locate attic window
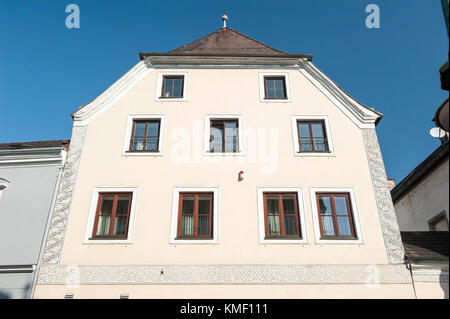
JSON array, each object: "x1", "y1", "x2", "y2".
[
  {"x1": 264, "y1": 76, "x2": 287, "y2": 99},
  {"x1": 161, "y1": 76, "x2": 184, "y2": 98},
  {"x1": 259, "y1": 73, "x2": 291, "y2": 102}
]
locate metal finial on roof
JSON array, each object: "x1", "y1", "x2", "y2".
[{"x1": 222, "y1": 10, "x2": 228, "y2": 28}]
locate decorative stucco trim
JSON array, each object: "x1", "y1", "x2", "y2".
[
  {"x1": 409, "y1": 262, "x2": 449, "y2": 283},
  {"x1": 41, "y1": 126, "x2": 87, "y2": 264},
  {"x1": 37, "y1": 264, "x2": 411, "y2": 285},
  {"x1": 298, "y1": 60, "x2": 380, "y2": 129},
  {"x1": 362, "y1": 128, "x2": 405, "y2": 264},
  {"x1": 72, "y1": 61, "x2": 152, "y2": 126}
]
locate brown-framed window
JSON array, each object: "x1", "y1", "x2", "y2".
[
  {"x1": 177, "y1": 193, "x2": 213, "y2": 239},
  {"x1": 297, "y1": 120, "x2": 329, "y2": 152},
  {"x1": 264, "y1": 76, "x2": 287, "y2": 99},
  {"x1": 92, "y1": 193, "x2": 132, "y2": 239},
  {"x1": 316, "y1": 193, "x2": 356, "y2": 239},
  {"x1": 161, "y1": 75, "x2": 184, "y2": 98},
  {"x1": 263, "y1": 193, "x2": 301, "y2": 238},
  {"x1": 129, "y1": 120, "x2": 161, "y2": 152},
  {"x1": 209, "y1": 119, "x2": 239, "y2": 153}
]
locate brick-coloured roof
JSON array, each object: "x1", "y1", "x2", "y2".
[
  {"x1": 401, "y1": 231, "x2": 449, "y2": 261},
  {"x1": 168, "y1": 27, "x2": 289, "y2": 56},
  {"x1": 0, "y1": 140, "x2": 70, "y2": 150}
]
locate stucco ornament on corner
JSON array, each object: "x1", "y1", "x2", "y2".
[{"x1": 362, "y1": 128, "x2": 405, "y2": 264}]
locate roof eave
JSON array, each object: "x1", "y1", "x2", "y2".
[{"x1": 139, "y1": 52, "x2": 313, "y2": 61}]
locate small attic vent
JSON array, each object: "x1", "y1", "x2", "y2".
[
  {"x1": 64, "y1": 293, "x2": 75, "y2": 299},
  {"x1": 120, "y1": 293, "x2": 129, "y2": 299}
]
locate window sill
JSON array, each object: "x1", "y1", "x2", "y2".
[
  {"x1": 203, "y1": 152, "x2": 245, "y2": 156},
  {"x1": 260, "y1": 237, "x2": 308, "y2": 244},
  {"x1": 175, "y1": 237, "x2": 214, "y2": 240},
  {"x1": 294, "y1": 151, "x2": 335, "y2": 157},
  {"x1": 261, "y1": 98, "x2": 292, "y2": 103},
  {"x1": 122, "y1": 151, "x2": 163, "y2": 157},
  {"x1": 320, "y1": 236, "x2": 358, "y2": 240},
  {"x1": 264, "y1": 237, "x2": 303, "y2": 240},
  {"x1": 84, "y1": 237, "x2": 133, "y2": 245},
  {"x1": 315, "y1": 237, "x2": 363, "y2": 245},
  {"x1": 170, "y1": 237, "x2": 218, "y2": 244},
  {"x1": 155, "y1": 97, "x2": 187, "y2": 102}
]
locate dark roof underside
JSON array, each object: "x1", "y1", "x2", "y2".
[
  {"x1": 391, "y1": 140, "x2": 449, "y2": 203},
  {"x1": 401, "y1": 231, "x2": 449, "y2": 261},
  {"x1": 168, "y1": 27, "x2": 289, "y2": 56},
  {"x1": 0, "y1": 140, "x2": 70, "y2": 150}
]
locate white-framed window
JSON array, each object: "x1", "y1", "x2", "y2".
[
  {"x1": 203, "y1": 115, "x2": 244, "y2": 155},
  {"x1": 291, "y1": 115, "x2": 335, "y2": 156},
  {"x1": 122, "y1": 114, "x2": 166, "y2": 156},
  {"x1": 259, "y1": 72, "x2": 291, "y2": 102},
  {"x1": 83, "y1": 187, "x2": 138, "y2": 244},
  {"x1": 155, "y1": 71, "x2": 189, "y2": 101},
  {"x1": 256, "y1": 187, "x2": 308, "y2": 244},
  {"x1": 309, "y1": 187, "x2": 363, "y2": 244},
  {"x1": 169, "y1": 187, "x2": 219, "y2": 244}
]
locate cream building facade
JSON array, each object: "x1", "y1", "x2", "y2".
[{"x1": 34, "y1": 26, "x2": 416, "y2": 298}]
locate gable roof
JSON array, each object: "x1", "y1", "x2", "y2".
[
  {"x1": 0, "y1": 140, "x2": 70, "y2": 151},
  {"x1": 139, "y1": 27, "x2": 312, "y2": 60},
  {"x1": 401, "y1": 231, "x2": 449, "y2": 261},
  {"x1": 74, "y1": 26, "x2": 381, "y2": 127},
  {"x1": 168, "y1": 27, "x2": 289, "y2": 56}
]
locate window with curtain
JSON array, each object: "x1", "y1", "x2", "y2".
[
  {"x1": 161, "y1": 75, "x2": 184, "y2": 98},
  {"x1": 316, "y1": 193, "x2": 356, "y2": 239},
  {"x1": 263, "y1": 193, "x2": 301, "y2": 238},
  {"x1": 297, "y1": 120, "x2": 329, "y2": 152},
  {"x1": 209, "y1": 119, "x2": 238, "y2": 153},
  {"x1": 177, "y1": 193, "x2": 213, "y2": 239},
  {"x1": 264, "y1": 76, "x2": 287, "y2": 99},
  {"x1": 92, "y1": 193, "x2": 132, "y2": 239},
  {"x1": 129, "y1": 120, "x2": 161, "y2": 152}
]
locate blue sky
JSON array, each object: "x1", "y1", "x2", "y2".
[{"x1": 0, "y1": 0, "x2": 448, "y2": 181}]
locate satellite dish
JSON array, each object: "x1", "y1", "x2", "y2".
[{"x1": 430, "y1": 127, "x2": 446, "y2": 138}]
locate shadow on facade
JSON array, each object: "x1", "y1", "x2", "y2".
[
  {"x1": 440, "y1": 271, "x2": 449, "y2": 299},
  {"x1": 0, "y1": 290, "x2": 11, "y2": 299}
]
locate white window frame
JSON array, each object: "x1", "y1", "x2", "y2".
[
  {"x1": 122, "y1": 114, "x2": 166, "y2": 156},
  {"x1": 309, "y1": 187, "x2": 364, "y2": 244},
  {"x1": 203, "y1": 115, "x2": 244, "y2": 156},
  {"x1": 256, "y1": 187, "x2": 308, "y2": 244},
  {"x1": 259, "y1": 72, "x2": 292, "y2": 102},
  {"x1": 169, "y1": 187, "x2": 219, "y2": 244},
  {"x1": 155, "y1": 71, "x2": 189, "y2": 102},
  {"x1": 83, "y1": 187, "x2": 139, "y2": 244},
  {"x1": 291, "y1": 115, "x2": 335, "y2": 157}
]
